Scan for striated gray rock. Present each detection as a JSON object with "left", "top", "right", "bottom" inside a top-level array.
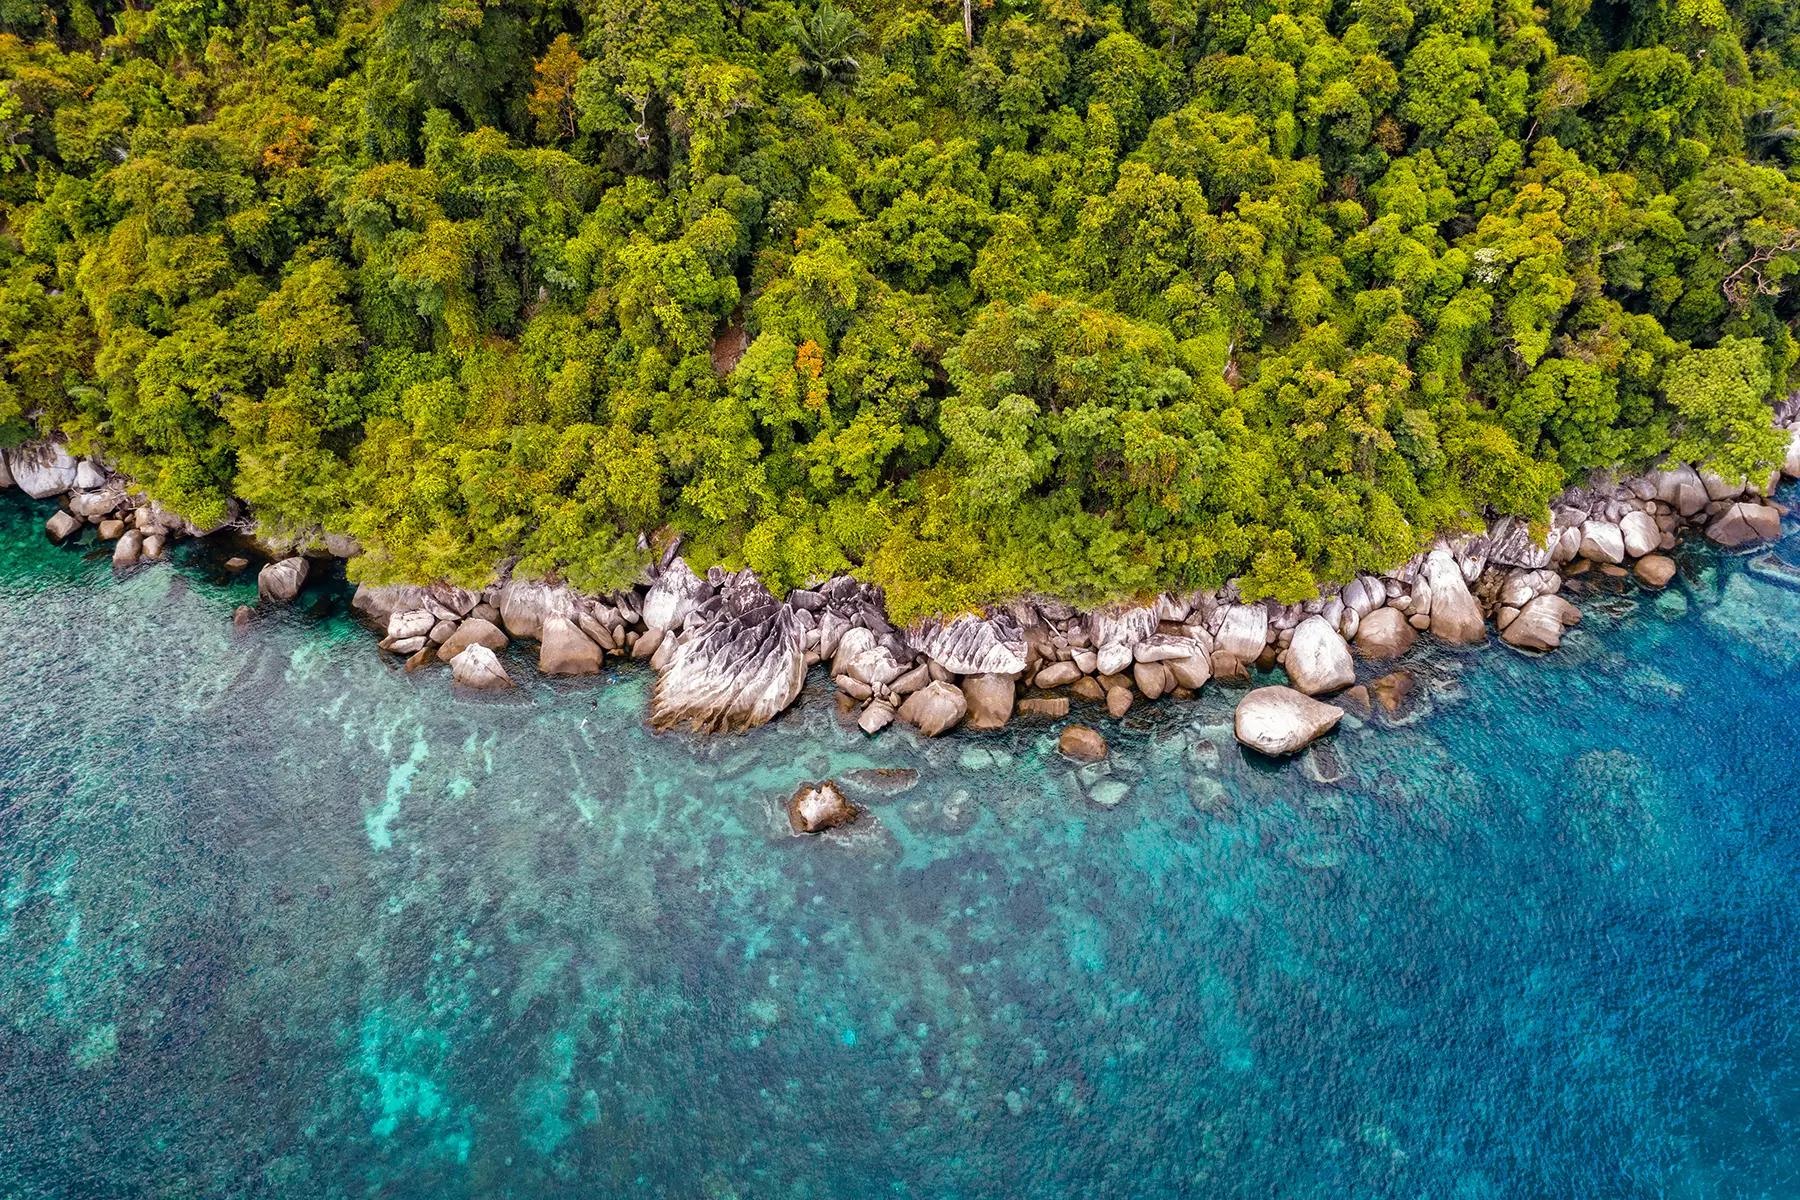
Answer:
[
  {"left": 642, "top": 558, "right": 711, "bottom": 632},
  {"left": 499, "top": 579, "right": 577, "bottom": 640},
  {"left": 787, "top": 780, "right": 857, "bottom": 834},
  {"left": 7, "top": 443, "right": 79, "bottom": 498},
  {"left": 1084, "top": 606, "right": 1159, "bottom": 655},
  {"left": 1484, "top": 516, "right": 1553, "bottom": 570},
  {"left": 258, "top": 557, "right": 309, "bottom": 603},
  {"left": 832, "top": 625, "right": 907, "bottom": 686},
  {"left": 74, "top": 460, "right": 105, "bottom": 490},
  {"left": 906, "top": 611, "right": 1027, "bottom": 676},
  {"left": 1215, "top": 604, "right": 1270, "bottom": 661},
  {"left": 437, "top": 617, "right": 508, "bottom": 662},
  {"left": 897, "top": 680, "right": 967, "bottom": 736},
  {"left": 538, "top": 616, "right": 603, "bottom": 675},
  {"left": 1500, "top": 594, "right": 1582, "bottom": 651},
  {"left": 1707, "top": 502, "right": 1782, "bottom": 548},
  {"left": 1234, "top": 686, "right": 1344, "bottom": 756},
  {"left": 44, "top": 510, "right": 81, "bottom": 542},
  {"left": 961, "top": 673, "right": 1014, "bottom": 730},
  {"left": 1353, "top": 605, "right": 1416, "bottom": 658},
  {"left": 1282, "top": 616, "right": 1355, "bottom": 695},
  {"left": 450, "top": 643, "right": 513, "bottom": 689},
  {"left": 1424, "top": 550, "right": 1485, "bottom": 643},
  {"left": 652, "top": 570, "right": 807, "bottom": 733}
]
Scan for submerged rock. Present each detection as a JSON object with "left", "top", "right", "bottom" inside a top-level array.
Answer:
[
  {"left": 44, "top": 510, "right": 81, "bottom": 542},
  {"left": 1233, "top": 686, "right": 1344, "bottom": 756},
  {"left": 906, "top": 611, "right": 1027, "bottom": 675},
  {"left": 450, "top": 643, "right": 513, "bottom": 689},
  {"left": 1058, "top": 725, "right": 1109, "bottom": 762},
  {"left": 258, "top": 556, "right": 309, "bottom": 603},
  {"left": 652, "top": 570, "right": 806, "bottom": 734},
  {"left": 840, "top": 767, "right": 920, "bottom": 796},
  {"left": 787, "top": 780, "right": 858, "bottom": 834}
]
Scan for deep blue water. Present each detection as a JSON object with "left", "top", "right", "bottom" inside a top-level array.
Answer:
[{"left": 3, "top": 490, "right": 1800, "bottom": 1199}]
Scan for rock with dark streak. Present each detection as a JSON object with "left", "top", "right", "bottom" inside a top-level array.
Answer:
[
  {"left": 5, "top": 442, "right": 79, "bottom": 498},
  {"left": 652, "top": 570, "right": 806, "bottom": 733},
  {"left": 642, "top": 558, "right": 712, "bottom": 632}
]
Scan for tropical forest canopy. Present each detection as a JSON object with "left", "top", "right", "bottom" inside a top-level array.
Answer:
[{"left": 3, "top": 0, "right": 1800, "bottom": 619}]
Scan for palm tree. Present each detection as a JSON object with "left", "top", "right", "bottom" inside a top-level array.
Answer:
[
  {"left": 789, "top": 2, "right": 866, "bottom": 89},
  {"left": 1746, "top": 104, "right": 1799, "bottom": 165}
]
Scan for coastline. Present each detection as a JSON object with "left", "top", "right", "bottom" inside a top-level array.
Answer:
[{"left": 7, "top": 425, "right": 1799, "bottom": 778}]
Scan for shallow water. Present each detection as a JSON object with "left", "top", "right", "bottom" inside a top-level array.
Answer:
[{"left": 2, "top": 492, "right": 1800, "bottom": 1199}]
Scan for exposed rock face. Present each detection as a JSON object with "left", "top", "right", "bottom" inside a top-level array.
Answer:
[
  {"left": 897, "top": 680, "right": 967, "bottom": 736},
  {"left": 538, "top": 615, "right": 603, "bottom": 674},
  {"left": 6, "top": 443, "right": 79, "bottom": 498},
  {"left": 1034, "top": 661, "right": 1082, "bottom": 689},
  {"left": 258, "top": 556, "right": 310, "bottom": 603},
  {"left": 353, "top": 583, "right": 480, "bottom": 623},
  {"left": 69, "top": 484, "right": 126, "bottom": 519},
  {"left": 388, "top": 609, "right": 437, "bottom": 641},
  {"left": 1424, "top": 550, "right": 1485, "bottom": 643},
  {"left": 1134, "top": 633, "right": 1201, "bottom": 663},
  {"left": 450, "top": 644, "right": 513, "bottom": 689},
  {"left": 907, "top": 612, "right": 1027, "bottom": 675},
  {"left": 1215, "top": 604, "right": 1270, "bottom": 661},
  {"left": 652, "top": 570, "right": 806, "bottom": 733},
  {"left": 1353, "top": 606, "right": 1417, "bottom": 658},
  {"left": 1633, "top": 555, "right": 1677, "bottom": 588},
  {"left": 1707, "top": 502, "right": 1782, "bottom": 548},
  {"left": 1233, "top": 686, "right": 1344, "bottom": 756},
  {"left": 499, "top": 579, "right": 577, "bottom": 640},
  {"left": 1058, "top": 725, "right": 1109, "bottom": 762},
  {"left": 858, "top": 702, "right": 896, "bottom": 735},
  {"left": 642, "top": 558, "right": 711, "bottom": 632},
  {"left": 1282, "top": 616, "right": 1355, "bottom": 695},
  {"left": 1084, "top": 607, "right": 1159, "bottom": 656},
  {"left": 436, "top": 617, "right": 508, "bottom": 662},
  {"left": 1483, "top": 516, "right": 1553, "bottom": 570},
  {"left": 1578, "top": 520, "right": 1625, "bottom": 565},
  {"left": 1133, "top": 660, "right": 1167, "bottom": 700},
  {"left": 44, "top": 510, "right": 81, "bottom": 542},
  {"left": 960, "top": 673, "right": 1015, "bottom": 730},
  {"left": 1499, "top": 594, "right": 1582, "bottom": 651},
  {"left": 1619, "top": 511, "right": 1660, "bottom": 559},
  {"left": 1166, "top": 647, "right": 1211, "bottom": 690},
  {"left": 73, "top": 460, "right": 105, "bottom": 490},
  {"left": 787, "top": 780, "right": 857, "bottom": 834}
]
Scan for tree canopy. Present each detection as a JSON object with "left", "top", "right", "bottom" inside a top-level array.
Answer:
[{"left": 2, "top": 0, "right": 1798, "bottom": 619}]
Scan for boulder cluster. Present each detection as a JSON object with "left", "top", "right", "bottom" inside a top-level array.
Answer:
[
  {"left": 16, "top": 427, "right": 1800, "bottom": 761},
  {"left": 3, "top": 442, "right": 235, "bottom": 566}
]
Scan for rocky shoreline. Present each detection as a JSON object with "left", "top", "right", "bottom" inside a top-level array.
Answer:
[{"left": 8, "top": 423, "right": 1800, "bottom": 803}]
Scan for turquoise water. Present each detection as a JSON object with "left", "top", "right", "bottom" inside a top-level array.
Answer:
[{"left": 3, "top": 491, "right": 1800, "bottom": 1199}]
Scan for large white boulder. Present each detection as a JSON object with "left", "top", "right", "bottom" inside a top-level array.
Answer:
[
  {"left": 1353, "top": 606, "right": 1416, "bottom": 658},
  {"left": 1619, "top": 511, "right": 1659, "bottom": 559},
  {"left": 538, "top": 615, "right": 602, "bottom": 674},
  {"left": 897, "top": 680, "right": 967, "bottom": 736},
  {"left": 652, "top": 570, "right": 807, "bottom": 733},
  {"left": 1653, "top": 464, "right": 1708, "bottom": 517},
  {"left": 1499, "top": 594, "right": 1582, "bottom": 652},
  {"left": 450, "top": 644, "right": 513, "bottom": 689},
  {"left": 1282, "top": 617, "right": 1355, "bottom": 695},
  {"left": 1215, "top": 604, "right": 1270, "bottom": 661},
  {"left": 7, "top": 443, "right": 79, "bottom": 498},
  {"left": 1234, "top": 686, "right": 1344, "bottom": 756},
  {"left": 1578, "top": 520, "right": 1625, "bottom": 565},
  {"left": 1424, "top": 550, "right": 1485, "bottom": 643},
  {"left": 498, "top": 579, "right": 577, "bottom": 640},
  {"left": 258, "top": 556, "right": 309, "bottom": 603},
  {"left": 641, "top": 558, "right": 711, "bottom": 632},
  {"left": 907, "top": 611, "right": 1027, "bottom": 675}
]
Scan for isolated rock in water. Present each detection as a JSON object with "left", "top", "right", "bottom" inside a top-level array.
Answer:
[
  {"left": 1215, "top": 604, "right": 1270, "bottom": 661},
  {"left": 652, "top": 570, "right": 806, "bottom": 733},
  {"left": 1353, "top": 606, "right": 1417, "bottom": 658},
  {"left": 1619, "top": 511, "right": 1660, "bottom": 559},
  {"left": 1653, "top": 464, "right": 1708, "bottom": 517},
  {"left": 642, "top": 558, "right": 711, "bottom": 632},
  {"left": 897, "top": 680, "right": 967, "bottom": 736},
  {"left": 44, "top": 510, "right": 81, "bottom": 542},
  {"left": 906, "top": 611, "right": 1027, "bottom": 675},
  {"left": 1283, "top": 616, "right": 1355, "bottom": 695},
  {"left": 961, "top": 673, "right": 1015, "bottom": 730},
  {"left": 1233, "top": 686, "right": 1344, "bottom": 756},
  {"left": 1424, "top": 550, "right": 1485, "bottom": 643},
  {"left": 6, "top": 443, "right": 79, "bottom": 498},
  {"left": 1500, "top": 594, "right": 1582, "bottom": 652},
  {"left": 538, "top": 615, "right": 603, "bottom": 675},
  {"left": 1634, "top": 555, "right": 1677, "bottom": 588},
  {"left": 436, "top": 617, "right": 508, "bottom": 662},
  {"left": 449, "top": 644, "right": 512, "bottom": 689},
  {"left": 1058, "top": 724, "right": 1109, "bottom": 762},
  {"left": 258, "top": 556, "right": 309, "bottom": 603},
  {"left": 499, "top": 579, "right": 577, "bottom": 640},
  {"left": 1578, "top": 520, "right": 1625, "bottom": 565},
  {"left": 1707, "top": 502, "right": 1782, "bottom": 548},
  {"left": 112, "top": 529, "right": 143, "bottom": 567},
  {"left": 787, "top": 780, "right": 857, "bottom": 834}
]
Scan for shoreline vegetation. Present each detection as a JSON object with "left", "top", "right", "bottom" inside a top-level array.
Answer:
[
  {"left": 7, "top": 419, "right": 1797, "bottom": 795},
  {"left": 5, "top": 0, "right": 1800, "bottom": 631}
]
